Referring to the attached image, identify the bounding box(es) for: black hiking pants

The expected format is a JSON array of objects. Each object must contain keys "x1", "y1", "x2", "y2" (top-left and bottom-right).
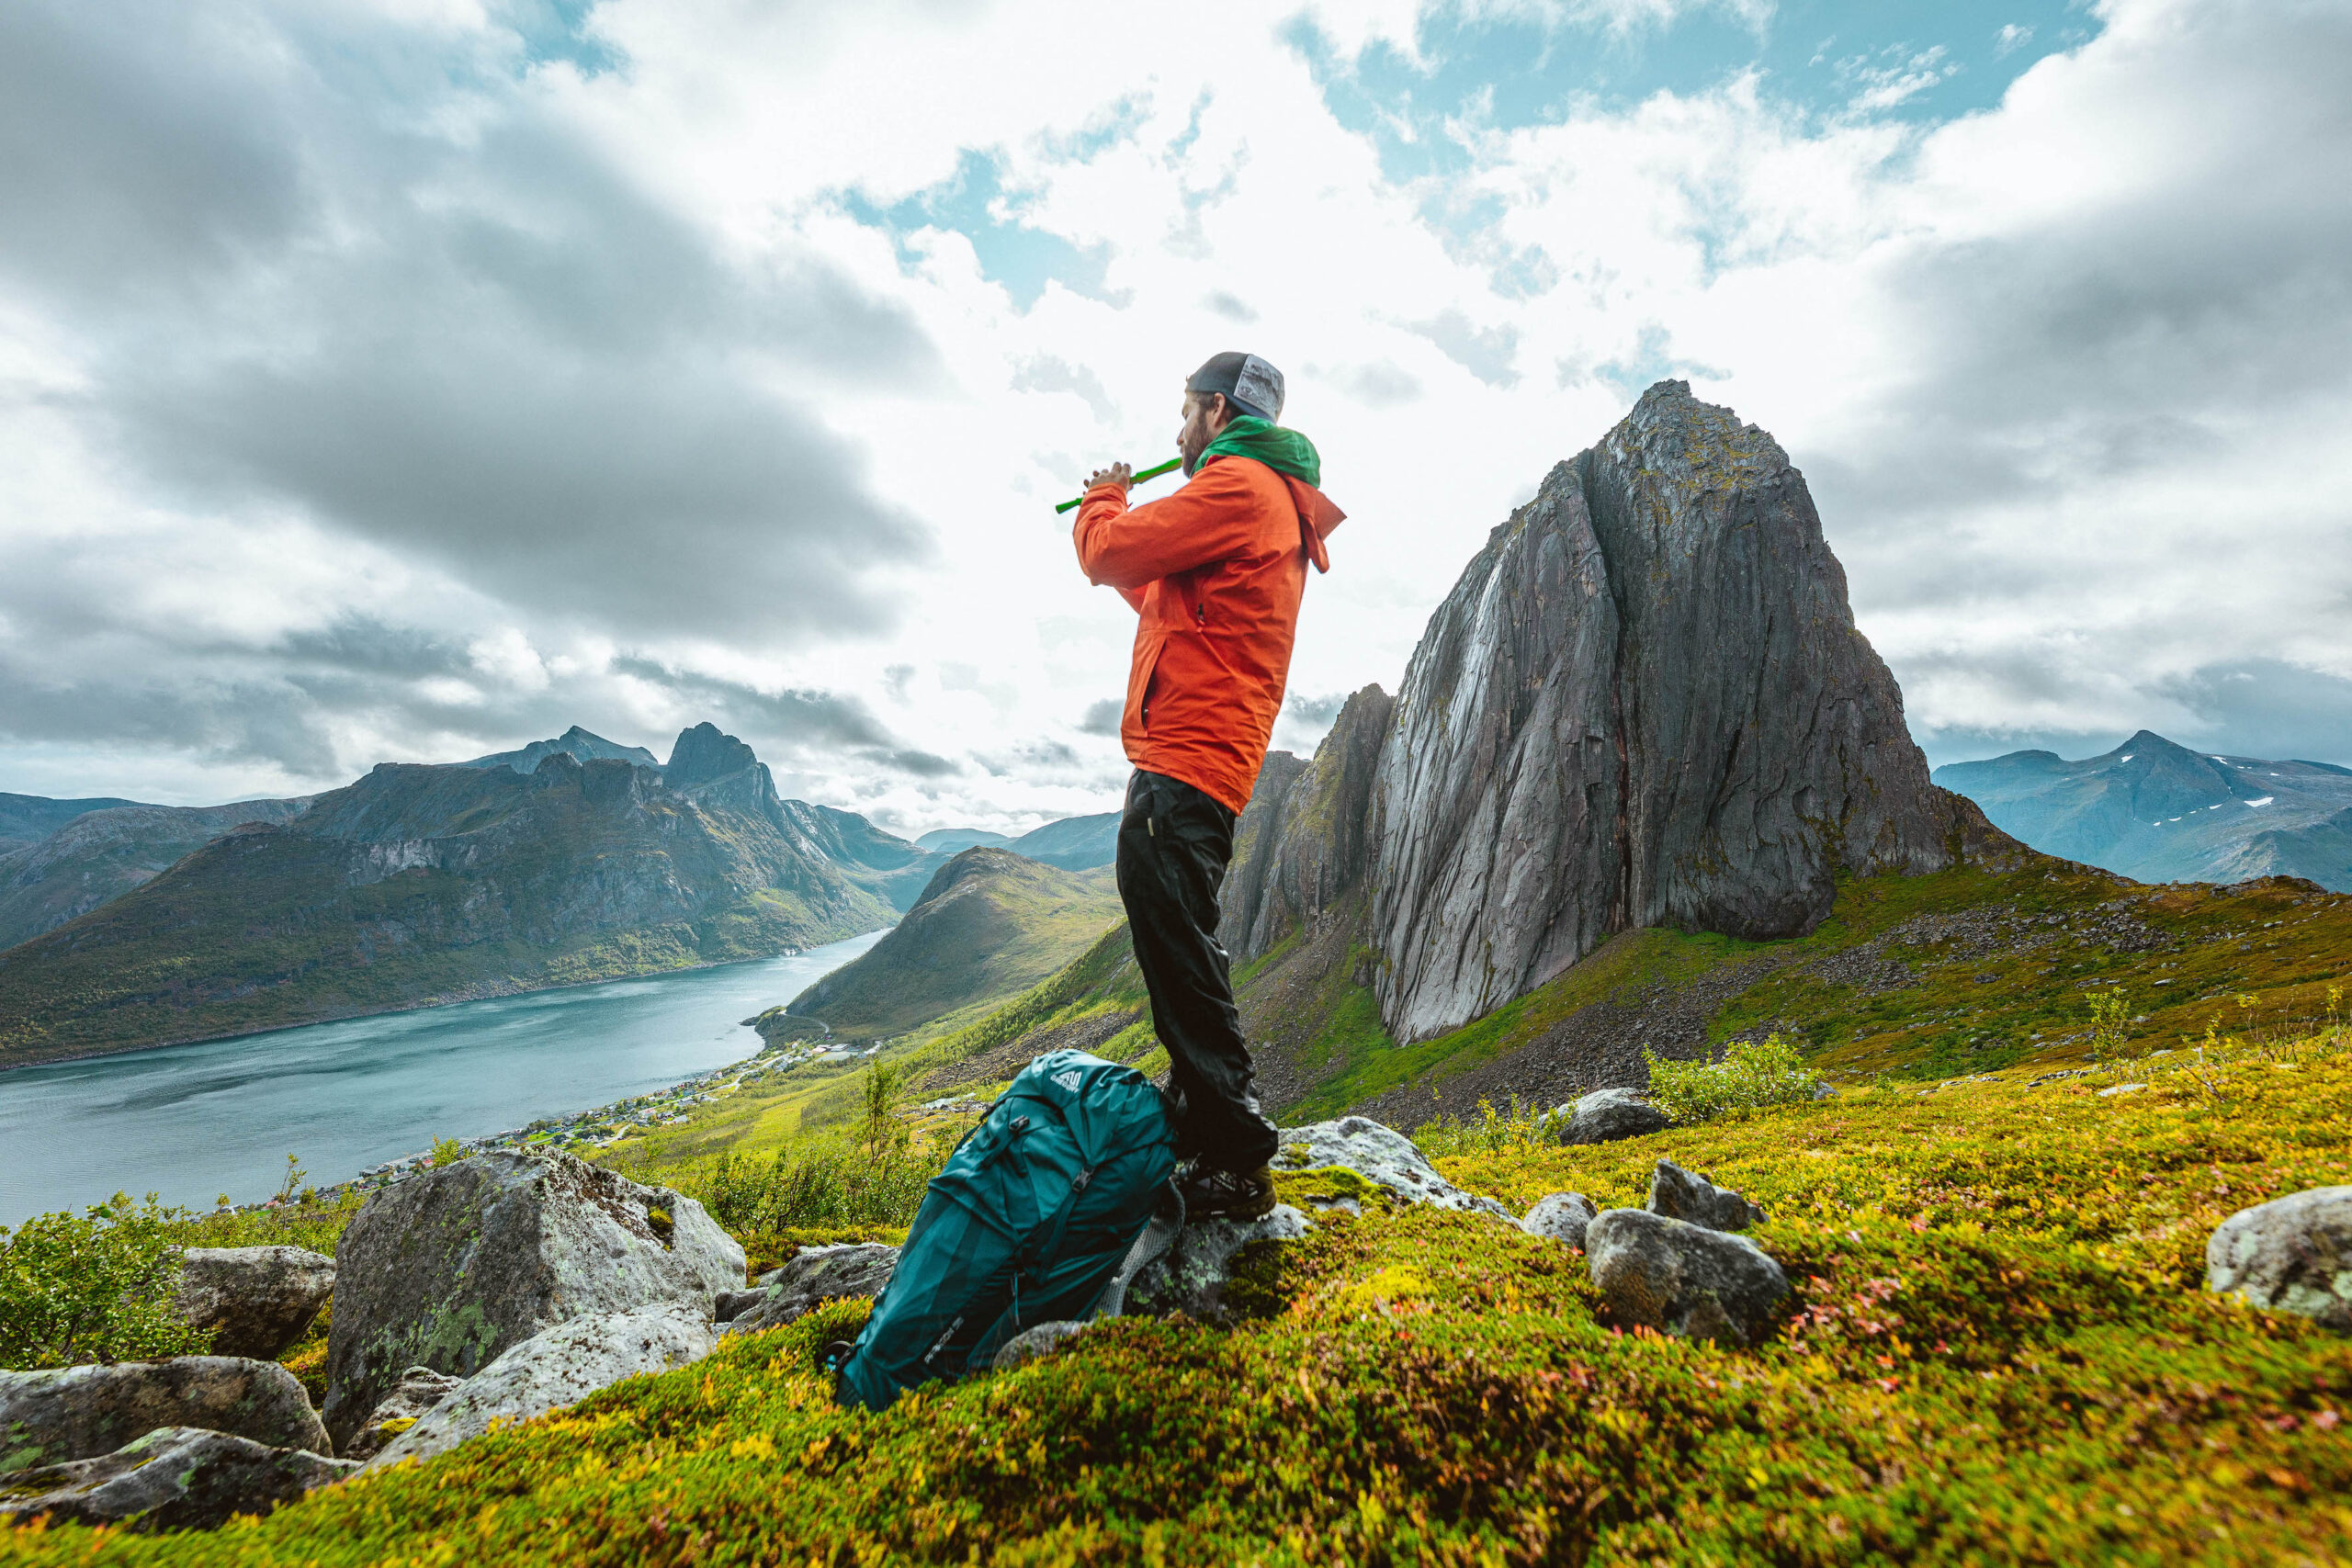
[{"x1": 1115, "y1": 769, "x2": 1280, "y2": 1173}]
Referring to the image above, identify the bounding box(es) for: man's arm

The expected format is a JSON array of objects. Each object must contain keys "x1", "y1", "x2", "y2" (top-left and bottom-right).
[{"x1": 1073, "y1": 460, "x2": 1265, "y2": 592}]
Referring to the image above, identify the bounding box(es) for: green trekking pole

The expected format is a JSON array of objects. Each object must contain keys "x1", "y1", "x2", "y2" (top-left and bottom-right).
[{"x1": 1054, "y1": 457, "x2": 1182, "y2": 514}]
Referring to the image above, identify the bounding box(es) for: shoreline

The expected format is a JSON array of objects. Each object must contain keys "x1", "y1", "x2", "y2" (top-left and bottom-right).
[{"x1": 0, "y1": 926, "x2": 895, "y2": 1077}]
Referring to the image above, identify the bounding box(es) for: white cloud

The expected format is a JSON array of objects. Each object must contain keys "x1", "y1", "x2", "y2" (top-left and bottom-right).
[{"x1": 1, "y1": 0, "x2": 2346, "y2": 835}]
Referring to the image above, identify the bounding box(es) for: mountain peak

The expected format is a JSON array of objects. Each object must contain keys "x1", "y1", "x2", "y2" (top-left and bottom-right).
[
  {"x1": 664, "y1": 723, "x2": 760, "y2": 791},
  {"x1": 458, "y1": 727, "x2": 657, "y2": 774}
]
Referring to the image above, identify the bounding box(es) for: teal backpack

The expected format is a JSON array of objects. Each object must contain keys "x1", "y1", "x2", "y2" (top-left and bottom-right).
[{"x1": 834, "y1": 1049, "x2": 1177, "y2": 1410}]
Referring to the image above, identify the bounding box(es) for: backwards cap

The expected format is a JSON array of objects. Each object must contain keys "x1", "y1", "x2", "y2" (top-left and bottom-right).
[{"x1": 1186, "y1": 351, "x2": 1285, "y2": 423}]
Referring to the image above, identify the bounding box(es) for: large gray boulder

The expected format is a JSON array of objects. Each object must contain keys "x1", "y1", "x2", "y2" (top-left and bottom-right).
[
  {"x1": 1522, "y1": 1192, "x2": 1599, "y2": 1251},
  {"x1": 1555, "y1": 1089, "x2": 1671, "y2": 1145},
  {"x1": 722, "y1": 1244, "x2": 899, "y2": 1337},
  {"x1": 2206, "y1": 1186, "x2": 2352, "y2": 1331},
  {"x1": 0, "y1": 1357, "x2": 329, "y2": 1472},
  {"x1": 338, "y1": 1366, "x2": 466, "y2": 1463},
  {"x1": 1273, "y1": 1117, "x2": 1512, "y2": 1219},
  {"x1": 368, "y1": 1303, "x2": 714, "y2": 1469},
  {"x1": 0, "y1": 1427, "x2": 357, "y2": 1533},
  {"x1": 320, "y1": 1148, "x2": 743, "y2": 1451},
  {"x1": 1586, "y1": 1209, "x2": 1789, "y2": 1346},
  {"x1": 1646, "y1": 1159, "x2": 1766, "y2": 1232},
  {"x1": 1370, "y1": 382, "x2": 1972, "y2": 1043},
  {"x1": 175, "y1": 1245, "x2": 337, "y2": 1360},
  {"x1": 1126, "y1": 1205, "x2": 1313, "y2": 1321}
]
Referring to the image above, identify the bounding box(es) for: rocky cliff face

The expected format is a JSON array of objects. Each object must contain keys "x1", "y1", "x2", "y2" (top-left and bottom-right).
[
  {"x1": 1219, "y1": 685, "x2": 1395, "y2": 965},
  {"x1": 1367, "y1": 381, "x2": 1970, "y2": 1043}
]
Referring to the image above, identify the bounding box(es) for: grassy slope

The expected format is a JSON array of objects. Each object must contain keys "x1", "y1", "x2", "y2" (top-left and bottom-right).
[
  {"x1": 787, "y1": 852, "x2": 1123, "y2": 1040},
  {"x1": 18, "y1": 1028, "x2": 2352, "y2": 1563}
]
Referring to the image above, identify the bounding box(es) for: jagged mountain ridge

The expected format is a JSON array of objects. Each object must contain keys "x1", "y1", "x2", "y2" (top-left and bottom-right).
[
  {"x1": 1936, "y1": 729, "x2": 2352, "y2": 891},
  {"x1": 0, "y1": 725, "x2": 927, "y2": 1066},
  {"x1": 458, "y1": 725, "x2": 660, "y2": 774}
]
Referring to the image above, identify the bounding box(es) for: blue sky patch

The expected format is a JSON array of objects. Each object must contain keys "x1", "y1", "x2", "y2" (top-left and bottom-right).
[
  {"x1": 1284, "y1": 0, "x2": 2105, "y2": 184},
  {"x1": 843, "y1": 150, "x2": 1114, "y2": 311}
]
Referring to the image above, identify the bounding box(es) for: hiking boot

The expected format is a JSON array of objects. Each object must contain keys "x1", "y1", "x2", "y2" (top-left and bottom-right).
[{"x1": 1176, "y1": 1162, "x2": 1276, "y2": 1221}]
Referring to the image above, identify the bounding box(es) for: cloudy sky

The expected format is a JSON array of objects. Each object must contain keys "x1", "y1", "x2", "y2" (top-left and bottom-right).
[{"x1": 2, "y1": 0, "x2": 2346, "y2": 836}]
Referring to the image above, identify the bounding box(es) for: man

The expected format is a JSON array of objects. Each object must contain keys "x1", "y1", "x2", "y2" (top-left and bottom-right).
[{"x1": 1071, "y1": 351, "x2": 1344, "y2": 1220}]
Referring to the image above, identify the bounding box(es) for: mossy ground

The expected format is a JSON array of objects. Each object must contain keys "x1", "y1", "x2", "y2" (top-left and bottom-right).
[{"x1": 14, "y1": 1029, "x2": 2352, "y2": 1563}]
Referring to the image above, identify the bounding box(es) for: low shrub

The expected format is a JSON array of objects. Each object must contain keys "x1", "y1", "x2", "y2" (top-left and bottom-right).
[
  {"x1": 1411, "y1": 1094, "x2": 1552, "y2": 1158},
  {"x1": 0, "y1": 1193, "x2": 209, "y2": 1370},
  {"x1": 678, "y1": 1134, "x2": 943, "y2": 1237},
  {"x1": 1645, "y1": 1030, "x2": 1823, "y2": 1123}
]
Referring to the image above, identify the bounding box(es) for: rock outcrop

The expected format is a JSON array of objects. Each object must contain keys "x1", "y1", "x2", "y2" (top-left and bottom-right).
[
  {"x1": 174, "y1": 1246, "x2": 337, "y2": 1360},
  {"x1": 1273, "y1": 1118, "x2": 1512, "y2": 1218},
  {"x1": 340, "y1": 1366, "x2": 466, "y2": 1462},
  {"x1": 722, "y1": 1244, "x2": 899, "y2": 1337},
  {"x1": 368, "y1": 1303, "x2": 714, "y2": 1468},
  {"x1": 991, "y1": 1319, "x2": 1092, "y2": 1371},
  {"x1": 1553, "y1": 1088, "x2": 1671, "y2": 1145},
  {"x1": 1646, "y1": 1159, "x2": 1766, "y2": 1232},
  {"x1": 1585, "y1": 1209, "x2": 1789, "y2": 1345},
  {"x1": 1126, "y1": 1206, "x2": 1313, "y2": 1321},
  {"x1": 1522, "y1": 1192, "x2": 1599, "y2": 1251},
  {"x1": 0, "y1": 1358, "x2": 329, "y2": 1472},
  {"x1": 321, "y1": 1148, "x2": 741, "y2": 1451},
  {"x1": 2206, "y1": 1186, "x2": 2352, "y2": 1330},
  {"x1": 1370, "y1": 382, "x2": 1971, "y2": 1043},
  {"x1": 0, "y1": 1427, "x2": 356, "y2": 1533}
]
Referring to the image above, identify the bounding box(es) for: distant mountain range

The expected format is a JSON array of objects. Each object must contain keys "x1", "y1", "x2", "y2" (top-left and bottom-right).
[
  {"x1": 0, "y1": 797, "x2": 312, "y2": 951},
  {"x1": 0, "y1": 726, "x2": 1117, "y2": 1067},
  {"x1": 912, "y1": 814, "x2": 1119, "y2": 871},
  {"x1": 1934, "y1": 729, "x2": 2352, "y2": 892}
]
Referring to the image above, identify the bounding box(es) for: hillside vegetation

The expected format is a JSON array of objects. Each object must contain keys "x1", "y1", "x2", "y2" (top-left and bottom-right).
[
  {"x1": 905, "y1": 855, "x2": 2352, "y2": 1132},
  {"x1": 786, "y1": 849, "x2": 1122, "y2": 1041},
  {"x1": 11, "y1": 1021, "x2": 2349, "y2": 1562}
]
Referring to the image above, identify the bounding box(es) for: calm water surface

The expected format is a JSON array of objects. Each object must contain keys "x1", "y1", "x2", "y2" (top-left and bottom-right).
[{"x1": 0, "y1": 929, "x2": 887, "y2": 1224}]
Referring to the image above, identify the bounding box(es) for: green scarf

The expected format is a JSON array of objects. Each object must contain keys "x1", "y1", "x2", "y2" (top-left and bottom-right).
[{"x1": 1196, "y1": 415, "x2": 1321, "y2": 489}]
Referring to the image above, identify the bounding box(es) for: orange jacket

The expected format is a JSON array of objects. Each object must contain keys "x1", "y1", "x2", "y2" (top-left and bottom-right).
[{"x1": 1074, "y1": 454, "x2": 1345, "y2": 815}]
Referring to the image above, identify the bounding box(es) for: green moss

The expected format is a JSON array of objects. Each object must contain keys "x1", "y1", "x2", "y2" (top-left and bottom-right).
[{"x1": 11, "y1": 1031, "x2": 2352, "y2": 1562}]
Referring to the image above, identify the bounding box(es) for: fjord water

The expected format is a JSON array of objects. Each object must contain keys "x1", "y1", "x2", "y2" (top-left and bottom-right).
[{"x1": 0, "y1": 929, "x2": 888, "y2": 1225}]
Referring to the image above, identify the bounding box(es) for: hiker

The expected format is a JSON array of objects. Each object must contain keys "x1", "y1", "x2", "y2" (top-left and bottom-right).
[{"x1": 1070, "y1": 351, "x2": 1344, "y2": 1220}]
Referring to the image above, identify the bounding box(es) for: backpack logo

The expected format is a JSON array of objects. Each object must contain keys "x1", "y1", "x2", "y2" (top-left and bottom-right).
[{"x1": 1051, "y1": 1068, "x2": 1083, "y2": 1093}]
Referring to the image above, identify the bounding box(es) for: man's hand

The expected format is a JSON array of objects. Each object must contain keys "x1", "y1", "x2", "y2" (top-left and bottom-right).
[{"x1": 1085, "y1": 461, "x2": 1133, "y2": 495}]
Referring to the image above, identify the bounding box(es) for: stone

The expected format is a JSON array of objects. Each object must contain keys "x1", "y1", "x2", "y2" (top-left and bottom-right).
[
  {"x1": 1092, "y1": 1182, "x2": 1186, "y2": 1320},
  {"x1": 320, "y1": 1147, "x2": 743, "y2": 1452},
  {"x1": 723, "y1": 1244, "x2": 899, "y2": 1337},
  {"x1": 1522, "y1": 1192, "x2": 1599, "y2": 1251},
  {"x1": 1555, "y1": 1089, "x2": 1671, "y2": 1146},
  {"x1": 338, "y1": 1366, "x2": 466, "y2": 1463},
  {"x1": 1272, "y1": 1116, "x2": 1513, "y2": 1218},
  {"x1": 1586, "y1": 1210, "x2": 1788, "y2": 1345},
  {"x1": 1646, "y1": 1159, "x2": 1766, "y2": 1232},
  {"x1": 174, "y1": 1245, "x2": 338, "y2": 1360},
  {"x1": 1125, "y1": 1205, "x2": 1313, "y2": 1321},
  {"x1": 714, "y1": 1288, "x2": 767, "y2": 1324},
  {"x1": 1370, "y1": 381, "x2": 1986, "y2": 1044},
  {"x1": 2205, "y1": 1186, "x2": 2352, "y2": 1331},
  {"x1": 990, "y1": 1320, "x2": 1091, "y2": 1372},
  {"x1": 368, "y1": 1303, "x2": 714, "y2": 1469},
  {"x1": 0, "y1": 1427, "x2": 358, "y2": 1533},
  {"x1": 0, "y1": 1357, "x2": 329, "y2": 1472}
]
